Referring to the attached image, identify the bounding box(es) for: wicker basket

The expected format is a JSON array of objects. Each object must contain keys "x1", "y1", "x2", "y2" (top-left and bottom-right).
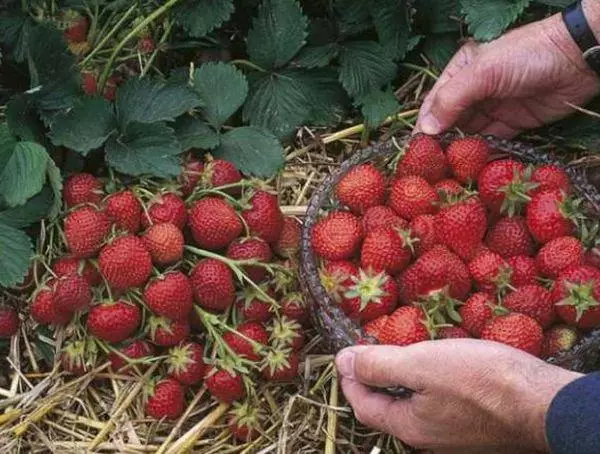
[{"x1": 299, "y1": 132, "x2": 600, "y2": 374}]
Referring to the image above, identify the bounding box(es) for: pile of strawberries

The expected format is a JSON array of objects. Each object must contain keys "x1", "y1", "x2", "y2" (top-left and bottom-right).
[
  {"x1": 2, "y1": 156, "x2": 308, "y2": 441},
  {"x1": 312, "y1": 134, "x2": 599, "y2": 359}
]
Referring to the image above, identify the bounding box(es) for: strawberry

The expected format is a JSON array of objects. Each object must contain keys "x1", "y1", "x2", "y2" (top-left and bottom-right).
[
  {"x1": 311, "y1": 211, "x2": 363, "y2": 261},
  {"x1": 481, "y1": 313, "x2": 543, "y2": 357},
  {"x1": 506, "y1": 255, "x2": 538, "y2": 287},
  {"x1": 61, "y1": 11, "x2": 89, "y2": 43},
  {"x1": 52, "y1": 256, "x2": 101, "y2": 287},
  {"x1": 280, "y1": 292, "x2": 310, "y2": 326},
  {"x1": 363, "y1": 315, "x2": 388, "y2": 341},
  {"x1": 87, "y1": 300, "x2": 141, "y2": 343},
  {"x1": 335, "y1": 164, "x2": 386, "y2": 214},
  {"x1": 525, "y1": 189, "x2": 579, "y2": 244},
  {"x1": 60, "y1": 340, "x2": 92, "y2": 375},
  {"x1": 53, "y1": 273, "x2": 91, "y2": 313},
  {"x1": 269, "y1": 317, "x2": 304, "y2": 351},
  {"x1": 63, "y1": 173, "x2": 103, "y2": 208},
  {"x1": 343, "y1": 269, "x2": 399, "y2": 322},
  {"x1": 206, "y1": 367, "x2": 246, "y2": 403},
  {"x1": 30, "y1": 288, "x2": 71, "y2": 326},
  {"x1": 362, "y1": 206, "x2": 408, "y2": 233},
  {"x1": 144, "y1": 378, "x2": 186, "y2": 420},
  {"x1": 446, "y1": 136, "x2": 490, "y2": 183},
  {"x1": 189, "y1": 197, "x2": 243, "y2": 250},
  {"x1": 433, "y1": 179, "x2": 464, "y2": 199},
  {"x1": 167, "y1": 341, "x2": 206, "y2": 385},
  {"x1": 108, "y1": 340, "x2": 154, "y2": 373},
  {"x1": 468, "y1": 251, "x2": 511, "y2": 294},
  {"x1": 536, "y1": 236, "x2": 584, "y2": 278},
  {"x1": 148, "y1": 316, "x2": 190, "y2": 346},
  {"x1": 99, "y1": 235, "x2": 152, "y2": 291},
  {"x1": 236, "y1": 287, "x2": 275, "y2": 322},
  {"x1": 531, "y1": 165, "x2": 571, "y2": 195},
  {"x1": 459, "y1": 292, "x2": 505, "y2": 337},
  {"x1": 0, "y1": 306, "x2": 19, "y2": 338},
  {"x1": 409, "y1": 214, "x2": 437, "y2": 256},
  {"x1": 320, "y1": 260, "x2": 358, "y2": 303},
  {"x1": 204, "y1": 159, "x2": 242, "y2": 192},
  {"x1": 64, "y1": 206, "x2": 110, "y2": 258},
  {"x1": 241, "y1": 190, "x2": 284, "y2": 243},
  {"x1": 142, "y1": 193, "x2": 187, "y2": 229},
  {"x1": 360, "y1": 227, "x2": 414, "y2": 275},
  {"x1": 226, "y1": 237, "x2": 272, "y2": 282},
  {"x1": 541, "y1": 325, "x2": 579, "y2": 359},
  {"x1": 138, "y1": 36, "x2": 155, "y2": 54},
  {"x1": 190, "y1": 259, "x2": 235, "y2": 311},
  {"x1": 377, "y1": 306, "x2": 431, "y2": 346},
  {"x1": 396, "y1": 135, "x2": 447, "y2": 183},
  {"x1": 261, "y1": 349, "x2": 299, "y2": 382},
  {"x1": 437, "y1": 326, "x2": 472, "y2": 339},
  {"x1": 144, "y1": 272, "x2": 194, "y2": 321},
  {"x1": 389, "y1": 175, "x2": 439, "y2": 220},
  {"x1": 105, "y1": 190, "x2": 141, "y2": 234},
  {"x1": 103, "y1": 73, "x2": 120, "y2": 101},
  {"x1": 477, "y1": 159, "x2": 533, "y2": 215},
  {"x1": 485, "y1": 216, "x2": 534, "y2": 258},
  {"x1": 228, "y1": 402, "x2": 261, "y2": 442},
  {"x1": 179, "y1": 156, "x2": 204, "y2": 197},
  {"x1": 552, "y1": 265, "x2": 600, "y2": 329},
  {"x1": 585, "y1": 247, "x2": 600, "y2": 269},
  {"x1": 81, "y1": 71, "x2": 97, "y2": 96},
  {"x1": 274, "y1": 216, "x2": 301, "y2": 258},
  {"x1": 504, "y1": 285, "x2": 555, "y2": 328},
  {"x1": 435, "y1": 196, "x2": 487, "y2": 261},
  {"x1": 223, "y1": 322, "x2": 269, "y2": 361},
  {"x1": 143, "y1": 223, "x2": 184, "y2": 265}
]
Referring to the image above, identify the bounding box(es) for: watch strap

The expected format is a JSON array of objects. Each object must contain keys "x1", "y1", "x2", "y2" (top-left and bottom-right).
[{"x1": 563, "y1": 1, "x2": 600, "y2": 76}]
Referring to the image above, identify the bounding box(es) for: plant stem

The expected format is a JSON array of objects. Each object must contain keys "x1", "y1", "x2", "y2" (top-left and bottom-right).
[
  {"x1": 401, "y1": 63, "x2": 439, "y2": 80},
  {"x1": 231, "y1": 59, "x2": 268, "y2": 73},
  {"x1": 141, "y1": 21, "x2": 174, "y2": 77}
]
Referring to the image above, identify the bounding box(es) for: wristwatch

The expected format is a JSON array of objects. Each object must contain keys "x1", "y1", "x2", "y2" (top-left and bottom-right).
[{"x1": 562, "y1": 1, "x2": 600, "y2": 76}]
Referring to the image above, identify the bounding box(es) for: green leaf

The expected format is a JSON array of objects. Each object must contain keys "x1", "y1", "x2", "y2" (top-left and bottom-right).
[
  {"x1": 0, "y1": 142, "x2": 50, "y2": 207},
  {"x1": 423, "y1": 33, "x2": 460, "y2": 71},
  {"x1": 0, "y1": 124, "x2": 17, "y2": 173},
  {"x1": 246, "y1": 0, "x2": 308, "y2": 69},
  {"x1": 50, "y1": 97, "x2": 117, "y2": 155},
  {"x1": 369, "y1": 0, "x2": 411, "y2": 60},
  {"x1": 295, "y1": 43, "x2": 339, "y2": 68},
  {"x1": 105, "y1": 122, "x2": 182, "y2": 177},
  {"x1": 116, "y1": 77, "x2": 202, "y2": 126},
  {"x1": 5, "y1": 95, "x2": 43, "y2": 141},
  {"x1": 335, "y1": 0, "x2": 372, "y2": 37},
  {"x1": 546, "y1": 98, "x2": 600, "y2": 149},
  {"x1": 191, "y1": 62, "x2": 248, "y2": 128},
  {"x1": 0, "y1": 186, "x2": 53, "y2": 229},
  {"x1": 338, "y1": 41, "x2": 397, "y2": 98},
  {"x1": 173, "y1": 0, "x2": 235, "y2": 37},
  {"x1": 173, "y1": 116, "x2": 221, "y2": 150},
  {"x1": 46, "y1": 158, "x2": 63, "y2": 219},
  {"x1": 461, "y1": 0, "x2": 530, "y2": 42},
  {"x1": 0, "y1": 221, "x2": 33, "y2": 288},
  {"x1": 356, "y1": 88, "x2": 401, "y2": 127},
  {"x1": 415, "y1": 0, "x2": 460, "y2": 33},
  {"x1": 214, "y1": 126, "x2": 284, "y2": 177},
  {"x1": 293, "y1": 68, "x2": 349, "y2": 125},
  {"x1": 0, "y1": 14, "x2": 33, "y2": 62}
]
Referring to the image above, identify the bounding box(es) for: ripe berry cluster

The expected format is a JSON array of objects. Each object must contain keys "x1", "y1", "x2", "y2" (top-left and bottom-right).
[{"x1": 312, "y1": 135, "x2": 598, "y2": 358}]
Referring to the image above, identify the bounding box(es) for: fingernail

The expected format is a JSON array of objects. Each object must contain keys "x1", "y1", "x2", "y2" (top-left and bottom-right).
[
  {"x1": 419, "y1": 115, "x2": 441, "y2": 135},
  {"x1": 336, "y1": 350, "x2": 356, "y2": 379}
]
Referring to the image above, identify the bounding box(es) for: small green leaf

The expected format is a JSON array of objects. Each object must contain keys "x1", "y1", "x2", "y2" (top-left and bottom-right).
[
  {"x1": 0, "y1": 220, "x2": 33, "y2": 288},
  {"x1": 356, "y1": 88, "x2": 401, "y2": 127},
  {"x1": 173, "y1": 116, "x2": 221, "y2": 150},
  {"x1": 0, "y1": 13, "x2": 33, "y2": 63},
  {"x1": 369, "y1": 0, "x2": 411, "y2": 60},
  {"x1": 335, "y1": 0, "x2": 372, "y2": 37},
  {"x1": 116, "y1": 77, "x2": 202, "y2": 126},
  {"x1": 295, "y1": 44, "x2": 339, "y2": 68},
  {"x1": 50, "y1": 97, "x2": 117, "y2": 155},
  {"x1": 423, "y1": 33, "x2": 460, "y2": 71},
  {"x1": 173, "y1": 0, "x2": 235, "y2": 37},
  {"x1": 0, "y1": 124, "x2": 17, "y2": 173},
  {"x1": 415, "y1": 0, "x2": 461, "y2": 33},
  {"x1": 105, "y1": 122, "x2": 182, "y2": 177},
  {"x1": 0, "y1": 142, "x2": 50, "y2": 207},
  {"x1": 214, "y1": 126, "x2": 284, "y2": 177},
  {"x1": 46, "y1": 158, "x2": 63, "y2": 219},
  {"x1": 461, "y1": 0, "x2": 530, "y2": 42},
  {"x1": 5, "y1": 95, "x2": 43, "y2": 142},
  {"x1": 192, "y1": 62, "x2": 248, "y2": 128},
  {"x1": 0, "y1": 186, "x2": 53, "y2": 228},
  {"x1": 246, "y1": 0, "x2": 309, "y2": 69}
]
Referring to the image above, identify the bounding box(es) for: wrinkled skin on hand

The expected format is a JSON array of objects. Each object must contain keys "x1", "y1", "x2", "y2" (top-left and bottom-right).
[{"x1": 336, "y1": 340, "x2": 581, "y2": 453}]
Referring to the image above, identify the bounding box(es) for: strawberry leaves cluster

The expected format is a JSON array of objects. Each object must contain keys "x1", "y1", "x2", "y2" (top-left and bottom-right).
[{"x1": 313, "y1": 134, "x2": 599, "y2": 360}]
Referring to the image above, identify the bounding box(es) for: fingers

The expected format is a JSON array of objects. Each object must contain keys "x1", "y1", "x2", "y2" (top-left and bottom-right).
[{"x1": 480, "y1": 121, "x2": 520, "y2": 139}]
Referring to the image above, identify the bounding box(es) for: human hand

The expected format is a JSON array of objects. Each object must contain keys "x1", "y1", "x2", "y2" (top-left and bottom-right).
[
  {"x1": 415, "y1": 2, "x2": 600, "y2": 138},
  {"x1": 335, "y1": 339, "x2": 582, "y2": 453}
]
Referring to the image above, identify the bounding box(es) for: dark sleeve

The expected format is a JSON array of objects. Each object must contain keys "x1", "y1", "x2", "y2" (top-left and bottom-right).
[{"x1": 545, "y1": 372, "x2": 600, "y2": 454}]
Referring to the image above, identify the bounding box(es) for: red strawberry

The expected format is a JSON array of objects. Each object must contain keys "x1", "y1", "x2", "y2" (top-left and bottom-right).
[
  {"x1": 525, "y1": 189, "x2": 578, "y2": 244},
  {"x1": 377, "y1": 306, "x2": 431, "y2": 346},
  {"x1": 506, "y1": 255, "x2": 538, "y2": 287},
  {"x1": 269, "y1": 317, "x2": 305, "y2": 351},
  {"x1": 30, "y1": 289, "x2": 71, "y2": 326},
  {"x1": 311, "y1": 211, "x2": 363, "y2": 261},
  {"x1": 167, "y1": 341, "x2": 206, "y2": 385},
  {"x1": 435, "y1": 197, "x2": 487, "y2": 261},
  {"x1": 228, "y1": 403, "x2": 261, "y2": 442},
  {"x1": 60, "y1": 340, "x2": 92, "y2": 375},
  {"x1": 106, "y1": 190, "x2": 141, "y2": 234},
  {"x1": 389, "y1": 176, "x2": 439, "y2": 220},
  {"x1": 585, "y1": 248, "x2": 600, "y2": 269},
  {"x1": 189, "y1": 197, "x2": 242, "y2": 250},
  {"x1": 335, "y1": 164, "x2": 386, "y2": 214},
  {"x1": 360, "y1": 227, "x2": 414, "y2": 275},
  {"x1": 64, "y1": 206, "x2": 110, "y2": 258},
  {"x1": 477, "y1": 159, "x2": 532, "y2": 215},
  {"x1": 142, "y1": 193, "x2": 187, "y2": 229},
  {"x1": 437, "y1": 326, "x2": 472, "y2": 339},
  {"x1": 261, "y1": 349, "x2": 299, "y2": 382},
  {"x1": 63, "y1": 173, "x2": 103, "y2": 208},
  {"x1": 280, "y1": 292, "x2": 310, "y2": 326},
  {"x1": 223, "y1": 322, "x2": 269, "y2": 361},
  {"x1": 144, "y1": 272, "x2": 194, "y2": 321},
  {"x1": 552, "y1": 265, "x2": 600, "y2": 329},
  {"x1": 143, "y1": 223, "x2": 184, "y2": 265},
  {"x1": 236, "y1": 287, "x2": 275, "y2": 322},
  {"x1": 536, "y1": 236, "x2": 584, "y2": 278},
  {"x1": 0, "y1": 306, "x2": 19, "y2": 338},
  {"x1": 447, "y1": 137, "x2": 490, "y2": 183},
  {"x1": 274, "y1": 216, "x2": 301, "y2": 258},
  {"x1": 61, "y1": 11, "x2": 89, "y2": 43},
  {"x1": 52, "y1": 256, "x2": 101, "y2": 287},
  {"x1": 396, "y1": 135, "x2": 447, "y2": 183},
  {"x1": 459, "y1": 292, "x2": 504, "y2": 337},
  {"x1": 362, "y1": 206, "x2": 408, "y2": 233},
  {"x1": 145, "y1": 378, "x2": 186, "y2": 420},
  {"x1": 147, "y1": 316, "x2": 190, "y2": 346},
  {"x1": 103, "y1": 73, "x2": 120, "y2": 101},
  {"x1": 541, "y1": 325, "x2": 579, "y2": 359},
  {"x1": 226, "y1": 237, "x2": 272, "y2": 282},
  {"x1": 241, "y1": 190, "x2": 284, "y2": 243},
  {"x1": 409, "y1": 214, "x2": 437, "y2": 256},
  {"x1": 81, "y1": 70, "x2": 97, "y2": 96},
  {"x1": 53, "y1": 273, "x2": 91, "y2": 313},
  {"x1": 87, "y1": 300, "x2": 141, "y2": 343},
  {"x1": 481, "y1": 313, "x2": 543, "y2": 357},
  {"x1": 204, "y1": 159, "x2": 242, "y2": 192},
  {"x1": 99, "y1": 235, "x2": 152, "y2": 291},
  {"x1": 531, "y1": 165, "x2": 571, "y2": 195},
  {"x1": 138, "y1": 36, "x2": 155, "y2": 54},
  {"x1": 108, "y1": 340, "x2": 154, "y2": 373},
  {"x1": 363, "y1": 315, "x2": 388, "y2": 341},
  {"x1": 433, "y1": 179, "x2": 464, "y2": 199},
  {"x1": 468, "y1": 251, "x2": 511, "y2": 294},
  {"x1": 190, "y1": 259, "x2": 235, "y2": 311},
  {"x1": 320, "y1": 260, "x2": 358, "y2": 303},
  {"x1": 343, "y1": 269, "x2": 399, "y2": 322},
  {"x1": 206, "y1": 367, "x2": 246, "y2": 403},
  {"x1": 179, "y1": 156, "x2": 204, "y2": 197},
  {"x1": 485, "y1": 216, "x2": 534, "y2": 258},
  {"x1": 504, "y1": 285, "x2": 555, "y2": 328}
]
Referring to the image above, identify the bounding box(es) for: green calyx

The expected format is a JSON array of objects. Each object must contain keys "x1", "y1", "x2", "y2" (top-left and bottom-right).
[
  {"x1": 269, "y1": 316, "x2": 301, "y2": 348},
  {"x1": 260, "y1": 348, "x2": 291, "y2": 375},
  {"x1": 557, "y1": 281, "x2": 600, "y2": 322},
  {"x1": 167, "y1": 344, "x2": 195, "y2": 374},
  {"x1": 229, "y1": 401, "x2": 262, "y2": 428},
  {"x1": 395, "y1": 228, "x2": 419, "y2": 254},
  {"x1": 499, "y1": 166, "x2": 538, "y2": 217},
  {"x1": 559, "y1": 195, "x2": 587, "y2": 230},
  {"x1": 493, "y1": 265, "x2": 515, "y2": 297},
  {"x1": 421, "y1": 289, "x2": 463, "y2": 325},
  {"x1": 344, "y1": 269, "x2": 389, "y2": 311}
]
